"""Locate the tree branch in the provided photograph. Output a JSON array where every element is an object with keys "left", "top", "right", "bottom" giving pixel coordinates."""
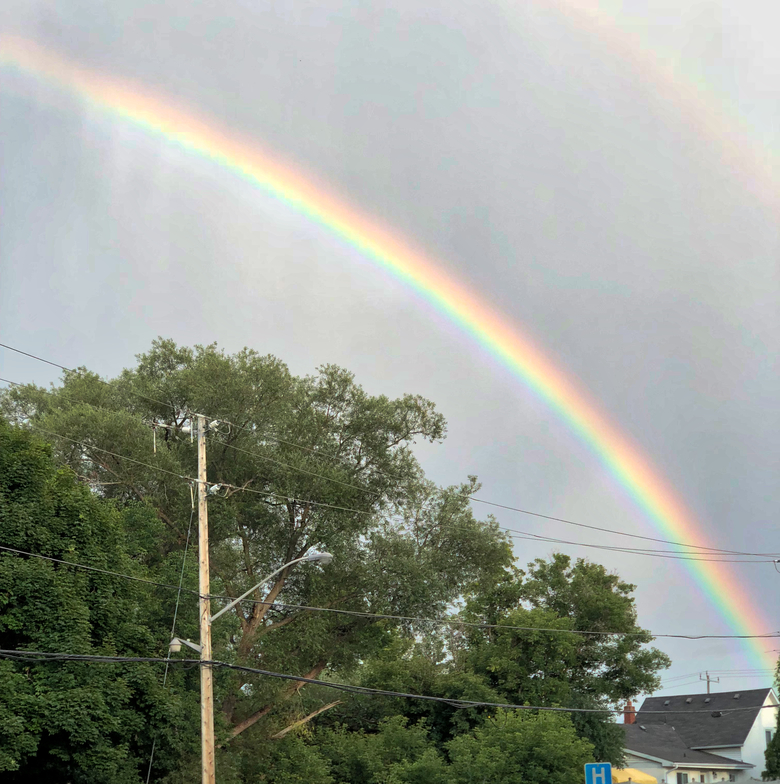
[
  {"left": 229, "top": 660, "right": 328, "bottom": 739},
  {"left": 269, "top": 701, "right": 342, "bottom": 740}
]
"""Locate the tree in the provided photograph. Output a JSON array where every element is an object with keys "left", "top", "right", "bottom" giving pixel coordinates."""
[
  {"left": 460, "top": 553, "right": 669, "bottom": 762},
  {"left": 0, "top": 340, "right": 670, "bottom": 779},
  {"left": 764, "top": 719, "right": 780, "bottom": 780},
  {"left": 0, "top": 420, "right": 194, "bottom": 782},
  {"left": 447, "top": 709, "right": 594, "bottom": 784},
  {"left": 1, "top": 340, "right": 512, "bottom": 751},
  {"left": 315, "top": 715, "right": 448, "bottom": 784}
]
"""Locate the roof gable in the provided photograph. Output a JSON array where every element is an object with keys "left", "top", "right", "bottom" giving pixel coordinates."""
[{"left": 637, "top": 688, "right": 771, "bottom": 748}]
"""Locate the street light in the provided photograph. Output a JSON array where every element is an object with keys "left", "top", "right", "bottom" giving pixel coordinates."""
[
  {"left": 169, "top": 637, "right": 202, "bottom": 654},
  {"left": 168, "top": 547, "right": 333, "bottom": 783},
  {"left": 169, "top": 551, "right": 332, "bottom": 652},
  {"left": 209, "top": 550, "right": 334, "bottom": 624}
]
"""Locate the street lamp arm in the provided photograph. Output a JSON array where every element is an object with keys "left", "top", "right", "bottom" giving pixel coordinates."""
[{"left": 209, "top": 552, "right": 332, "bottom": 624}]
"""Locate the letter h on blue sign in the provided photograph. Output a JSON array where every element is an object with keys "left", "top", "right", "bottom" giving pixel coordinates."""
[{"left": 585, "top": 762, "right": 612, "bottom": 784}]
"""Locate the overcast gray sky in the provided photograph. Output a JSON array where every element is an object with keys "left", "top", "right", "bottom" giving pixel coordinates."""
[{"left": 2, "top": 0, "right": 779, "bottom": 693}]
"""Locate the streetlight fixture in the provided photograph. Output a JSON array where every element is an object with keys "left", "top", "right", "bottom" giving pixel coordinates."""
[
  {"left": 169, "top": 637, "right": 202, "bottom": 654},
  {"left": 209, "top": 551, "right": 334, "bottom": 624}
]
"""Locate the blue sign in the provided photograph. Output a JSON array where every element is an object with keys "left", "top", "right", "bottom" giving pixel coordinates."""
[{"left": 585, "top": 762, "right": 612, "bottom": 784}]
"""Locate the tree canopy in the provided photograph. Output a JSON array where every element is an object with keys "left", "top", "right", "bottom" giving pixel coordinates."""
[
  {"left": 0, "top": 339, "right": 670, "bottom": 780},
  {"left": 0, "top": 419, "right": 196, "bottom": 781}
]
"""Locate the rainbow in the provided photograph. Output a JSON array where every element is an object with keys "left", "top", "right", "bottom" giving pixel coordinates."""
[{"left": 1, "top": 33, "right": 775, "bottom": 670}]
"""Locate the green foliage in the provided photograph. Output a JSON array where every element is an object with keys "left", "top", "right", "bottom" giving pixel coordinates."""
[
  {"left": 447, "top": 710, "right": 594, "bottom": 784},
  {"left": 0, "top": 420, "right": 196, "bottom": 781},
  {"left": 0, "top": 340, "right": 670, "bottom": 780},
  {"left": 1, "top": 340, "right": 513, "bottom": 746},
  {"left": 341, "top": 638, "right": 501, "bottom": 745},
  {"left": 460, "top": 554, "right": 669, "bottom": 764},
  {"left": 316, "top": 716, "right": 445, "bottom": 784}
]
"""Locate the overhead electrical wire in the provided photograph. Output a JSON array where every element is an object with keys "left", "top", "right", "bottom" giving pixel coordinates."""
[
  {"left": 7, "top": 405, "right": 770, "bottom": 564},
  {"left": 0, "top": 648, "right": 776, "bottom": 715},
  {"left": 17, "top": 421, "right": 775, "bottom": 565},
  {"left": 2, "top": 545, "right": 779, "bottom": 641},
  {"left": 207, "top": 423, "right": 774, "bottom": 558},
  {"left": 215, "top": 597, "right": 780, "bottom": 640},
  {"left": 1, "top": 346, "right": 775, "bottom": 559},
  {"left": 145, "top": 505, "right": 196, "bottom": 783},
  {"left": 0, "top": 544, "right": 191, "bottom": 593},
  {"left": 0, "top": 344, "right": 174, "bottom": 411},
  {"left": 3, "top": 375, "right": 762, "bottom": 561},
  {"left": 209, "top": 433, "right": 780, "bottom": 558}
]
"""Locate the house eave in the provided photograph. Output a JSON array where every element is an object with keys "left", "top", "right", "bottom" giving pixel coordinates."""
[
  {"left": 625, "top": 748, "right": 672, "bottom": 766},
  {"left": 625, "top": 748, "right": 752, "bottom": 769}
]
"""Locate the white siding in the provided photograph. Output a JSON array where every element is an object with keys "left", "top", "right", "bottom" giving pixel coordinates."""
[
  {"left": 624, "top": 752, "right": 672, "bottom": 782},
  {"left": 740, "top": 692, "right": 779, "bottom": 779},
  {"left": 624, "top": 752, "right": 751, "bottom": 783}
]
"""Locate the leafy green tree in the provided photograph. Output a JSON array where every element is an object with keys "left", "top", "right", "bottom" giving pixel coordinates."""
[
  {"left": 1, "top": 340, "right": 512, "bottom": 749},
  {"left": 0, "top": 420, "right": 195, "bottom": 782},
  {"left": 764, "top": 719, "right": 780, "bottom": 779},
  {"left": 338, "top": 635, "right": 502, "bottom": 745},
  {"left": 520, "top": 555, "right": 669, "bottom": 699},
  {"left": 461, "top": 606, "right": 580, "bottom": 707},
  {"left": 447, "top": 710, "right": 594, "bottom": 784},
  {"left": 315, "top": 715, "right": 448, "bottom": 784},
  {"left": 461, "top": 553, "right": 669, "bottom": 762},
  {"left": 0, "top": 341, "right": 671, "bottom": 780}
]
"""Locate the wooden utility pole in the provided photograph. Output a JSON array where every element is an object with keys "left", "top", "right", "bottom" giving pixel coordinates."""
[
  {"left": 197, "top": 415, "right": 216, "bottom": 784},
  {"left": 700, "top": 671, "right": 720, "bottom": 694}
]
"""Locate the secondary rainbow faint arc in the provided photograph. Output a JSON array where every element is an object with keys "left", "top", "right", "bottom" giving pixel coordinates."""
[{"left": 1, "top": 36, "right": 774, "bottom": 669}]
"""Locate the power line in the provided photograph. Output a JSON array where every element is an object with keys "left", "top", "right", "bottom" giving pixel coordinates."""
[
  {"left": 212, "top": 477, "right": 774, "bottom": 563},
  {"left": 0, "top": 344, "right": 75, "bottom": 373},
  {"left": 214, "top": 434, "right": 775, "bottom": 558},
  {"left": 19, "top": 421, "right": 770, "bottom": 564},
  {"left": 210, "top": 597, "right": 780, "bottom": 641},
  {"left": 146, "top": 506, "right": 196, "bottom": 783},
  {"left": 0, "top": 544, "right": 194, "bottom": 593},
  {"left": 0, "top": 648, "right": 775, "bottom": 715},
  {"left": 8, "top": 422, "right": 777, "bottom": 573},
  {"left": 2, "top": 545, "right": 779, "bottom": 641},
  {"left": 26, "top": 423, "right": 192, "bottom": 483},
  {"left": 6, "top": 381, "right": 770, "bottom": 562},
  {"left": 211, "top": 423, "right": 774, "bottom": 559},
  {"left": 0, "top": 344, "right": 177, "bottom": 411},
  {"left": 2, "top": 351, "right": 774, "bottom": 559}
]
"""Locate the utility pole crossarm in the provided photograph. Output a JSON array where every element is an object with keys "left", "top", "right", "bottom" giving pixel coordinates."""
[{"left": 700, "top": 671, "right": 720, "bottom": 694}]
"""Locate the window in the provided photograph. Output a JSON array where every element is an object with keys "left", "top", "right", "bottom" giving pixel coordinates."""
[
  {"left": 768, "top": 729, "right": 774, "bottom": 745},
  {"left": 676, "top": 774, "right": 688, "bottom": 784},
  {"left": 729, "top": 775, "right": 736, "bottom": 782}
]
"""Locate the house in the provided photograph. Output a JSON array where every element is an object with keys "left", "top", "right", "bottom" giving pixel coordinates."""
[{"left": 622, "top": 688, "right": 779, "bottom": 783}]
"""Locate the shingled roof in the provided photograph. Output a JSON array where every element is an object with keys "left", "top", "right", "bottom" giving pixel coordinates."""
[
  {"left": 636, "top": 688, "right": 773, "bottom": 748},
  {"left": 623, "top": 724, "right": 752, "bottom": 768}
]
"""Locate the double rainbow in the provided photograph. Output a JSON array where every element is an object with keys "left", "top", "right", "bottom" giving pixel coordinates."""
[{"left": 1, "top": 31, "right": 774, "bottom": 669}]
